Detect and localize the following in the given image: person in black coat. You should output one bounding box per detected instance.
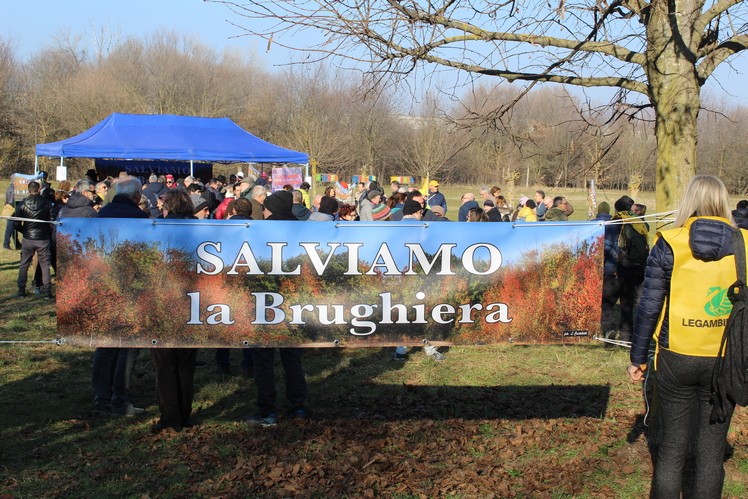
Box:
[91,177,148,417]
[151,189,200,433]
[245,190,308,426]
[58,180,98,219]
[732,199,748,230]
[14,181,53,297]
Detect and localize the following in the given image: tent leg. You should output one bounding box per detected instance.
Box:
[190,160,194,178]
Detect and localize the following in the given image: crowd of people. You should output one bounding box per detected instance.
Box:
[5,170,748,496]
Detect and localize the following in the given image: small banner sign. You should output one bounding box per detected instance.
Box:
[390,176,416,185]
[13,173,45,201]
[271,166,303,192]
[56,219,604,348]
[352,175,377,183]
[316,174,339,182]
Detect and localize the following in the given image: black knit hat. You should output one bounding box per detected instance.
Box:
[319,196,338,215]
[614,195,634,213]
[402,199,423,216]
[264,190,293,214]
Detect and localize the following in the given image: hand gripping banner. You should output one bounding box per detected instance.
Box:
[56,219,604,347]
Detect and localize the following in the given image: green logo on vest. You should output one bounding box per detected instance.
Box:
[705,287,733,317]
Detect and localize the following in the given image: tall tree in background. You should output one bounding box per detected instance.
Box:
[215,0,748,211]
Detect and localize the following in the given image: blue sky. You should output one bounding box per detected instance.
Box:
[2,0,745,105]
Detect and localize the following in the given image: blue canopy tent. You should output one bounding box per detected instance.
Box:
[35,113,308,178]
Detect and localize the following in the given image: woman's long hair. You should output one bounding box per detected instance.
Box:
[673,175,733,228]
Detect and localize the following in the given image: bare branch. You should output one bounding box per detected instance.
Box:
[697,34,748,82]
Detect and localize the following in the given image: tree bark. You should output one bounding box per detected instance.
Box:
[646,0,703,217]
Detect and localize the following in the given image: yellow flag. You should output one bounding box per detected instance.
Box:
[420,176,429,194]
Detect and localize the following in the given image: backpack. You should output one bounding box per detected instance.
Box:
[710,229,748,423]
[618,222,649,270]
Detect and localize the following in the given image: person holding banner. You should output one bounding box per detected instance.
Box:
[246,191,308,426]
[92,177,148,417]
[151,190,200,432]
[628,175,741,498]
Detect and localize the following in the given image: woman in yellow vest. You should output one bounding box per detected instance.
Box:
[628,175,743,498]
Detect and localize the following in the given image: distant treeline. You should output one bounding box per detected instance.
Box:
[1,31,747,192]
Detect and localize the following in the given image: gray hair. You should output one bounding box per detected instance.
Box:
[479,186,490,195]
[75,179,94,193]
[251,185,267,199]
[292,189,304,203]
[149,174,158,182]
[115,176,142,198]
[95,181,108,194]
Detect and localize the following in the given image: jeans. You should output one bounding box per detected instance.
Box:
[3,219,18,249]
[17,239,51,293]
[33,238,56,290]
[92,348,140,409]
[215,348,254,370]
[653,349,734,498]
[252,348,307,416]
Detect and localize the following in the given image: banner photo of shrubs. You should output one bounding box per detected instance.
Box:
[57,219,604,348]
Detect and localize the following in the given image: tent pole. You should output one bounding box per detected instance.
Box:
[190,160,194,178]
[34,156,38,175]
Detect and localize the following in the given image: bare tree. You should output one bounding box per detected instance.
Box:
[399,94,463,182]
[0,37,21,175]
[275,64,356,171]
[213,0,748,211]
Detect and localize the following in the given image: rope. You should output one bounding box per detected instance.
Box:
[0,339,63,345]
[0,215,60,225]
[594,336,632,348]
[150,221,251,227]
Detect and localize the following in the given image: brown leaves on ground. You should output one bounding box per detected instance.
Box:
[143,415,650,498]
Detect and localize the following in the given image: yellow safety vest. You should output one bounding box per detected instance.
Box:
[656,217,748,358]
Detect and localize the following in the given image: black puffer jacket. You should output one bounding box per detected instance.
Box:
[14,194,53,240]
[733,208,748,230]
[630,218,735,365]
[58,193,97,218]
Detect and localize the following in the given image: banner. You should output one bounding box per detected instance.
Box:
[391,176,416,185]
[57,219,604,348]
[271,166,303,192]
[13,173,44,201]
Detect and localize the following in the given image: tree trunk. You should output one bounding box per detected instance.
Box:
[646,0,703,221]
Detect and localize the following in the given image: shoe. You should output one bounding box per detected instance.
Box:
[291,410,308,420]
[151,422,181,434]
[18,290,26,298]
[392,352,408,360]
[43,293,54,300]
[241,369,254,379]
[245,414,277,427]
[33,288,41,295]
[183,419,198,428]
[111,403,146,417]
[428,351,447,361]
[91,404,112,416]
[2,245,11,250]
[604,330,617,348]
[216,365,231,375]
[195,360,208,368]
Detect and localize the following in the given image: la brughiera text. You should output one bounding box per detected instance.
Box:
[187,291,512,335]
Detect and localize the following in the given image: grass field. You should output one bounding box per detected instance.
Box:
[1,182,748,498]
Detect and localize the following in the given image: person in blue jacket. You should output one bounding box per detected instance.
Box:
[628,175,742,498]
